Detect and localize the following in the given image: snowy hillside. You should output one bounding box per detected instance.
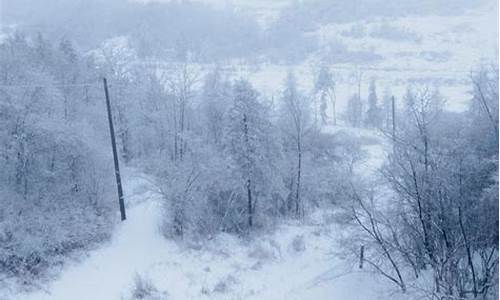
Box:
[223,2,498,113]
[11,128,398,300]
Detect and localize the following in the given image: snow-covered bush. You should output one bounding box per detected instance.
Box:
[152,151,236,239]
[248,240,282,261]
[129,274,166,300]
[0,124,114,279]
[290,235,306,253]
[0,33,115,282]
[212,275,237,294]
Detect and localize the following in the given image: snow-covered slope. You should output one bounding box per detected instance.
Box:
[17,173,168,300]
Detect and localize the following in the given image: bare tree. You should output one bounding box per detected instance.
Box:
[280,71,313,217]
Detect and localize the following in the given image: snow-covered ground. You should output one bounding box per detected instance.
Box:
[9,126,405,300]
[16,173,167,300]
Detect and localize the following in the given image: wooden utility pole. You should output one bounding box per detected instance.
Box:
[243,113,252,228]
[391,96,396,155]
[103,78,126,221]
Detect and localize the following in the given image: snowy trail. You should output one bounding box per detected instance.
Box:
[21,174,170,300]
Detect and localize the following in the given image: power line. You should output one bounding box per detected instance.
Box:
[0,82,134,89]
[0,82,100,88]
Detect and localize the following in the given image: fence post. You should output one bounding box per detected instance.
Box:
[359,245,364,269]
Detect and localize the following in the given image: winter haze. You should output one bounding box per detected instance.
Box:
[0,0,498,299]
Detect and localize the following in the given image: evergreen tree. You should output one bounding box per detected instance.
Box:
[58,38,78,63]
[345,93,363,127]
[382,88,393,130]
[364,79,381,128]
[314,65,336,126]
[224,80,278,228]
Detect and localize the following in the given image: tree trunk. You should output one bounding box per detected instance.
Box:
[295,140,302,217]
[243,113,253,228]
[247,178,253,228]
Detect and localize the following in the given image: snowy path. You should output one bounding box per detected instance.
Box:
[20,174,171,300]
[17,127,396,300]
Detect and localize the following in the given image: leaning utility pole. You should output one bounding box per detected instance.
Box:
[103,77,126,221]
[391,96,396,156]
